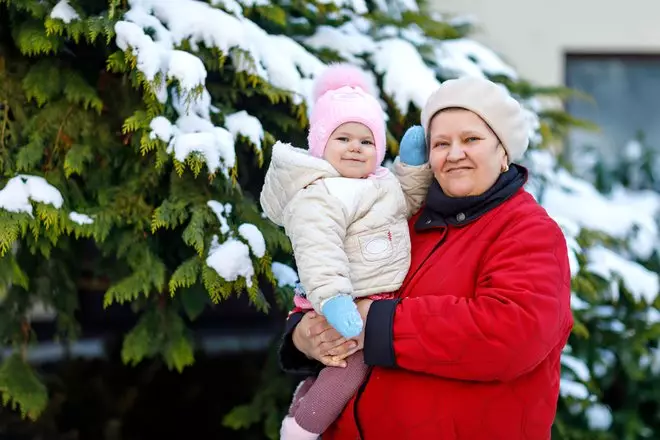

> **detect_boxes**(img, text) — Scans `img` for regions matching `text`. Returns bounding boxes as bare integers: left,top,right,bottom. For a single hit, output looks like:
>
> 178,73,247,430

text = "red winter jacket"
316,186,574,440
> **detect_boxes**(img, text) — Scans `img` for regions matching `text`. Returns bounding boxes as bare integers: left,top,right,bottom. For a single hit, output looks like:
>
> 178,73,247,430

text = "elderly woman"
278,76,574,439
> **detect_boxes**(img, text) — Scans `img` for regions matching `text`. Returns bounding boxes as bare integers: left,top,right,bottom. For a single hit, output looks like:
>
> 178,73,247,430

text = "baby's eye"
361,140,374,145
336,137,349,142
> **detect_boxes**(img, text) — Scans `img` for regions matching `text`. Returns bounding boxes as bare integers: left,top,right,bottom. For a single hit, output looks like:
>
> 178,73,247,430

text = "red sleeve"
391,215,573,381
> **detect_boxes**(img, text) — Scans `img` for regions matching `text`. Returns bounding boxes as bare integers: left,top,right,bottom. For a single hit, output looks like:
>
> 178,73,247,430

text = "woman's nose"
446,142,466,161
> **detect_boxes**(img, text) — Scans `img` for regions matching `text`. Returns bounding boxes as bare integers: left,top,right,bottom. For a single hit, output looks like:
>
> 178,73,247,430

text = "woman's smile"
446,166,473,175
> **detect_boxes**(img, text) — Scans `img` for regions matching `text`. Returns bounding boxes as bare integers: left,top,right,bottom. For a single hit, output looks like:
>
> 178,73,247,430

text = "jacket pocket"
357,228,394,263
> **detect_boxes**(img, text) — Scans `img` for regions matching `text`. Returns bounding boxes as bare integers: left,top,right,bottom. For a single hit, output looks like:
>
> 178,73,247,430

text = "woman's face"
428,109,508,198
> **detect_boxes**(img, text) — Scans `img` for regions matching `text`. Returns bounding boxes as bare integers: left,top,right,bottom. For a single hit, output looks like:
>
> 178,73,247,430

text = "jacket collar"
415,164,528,231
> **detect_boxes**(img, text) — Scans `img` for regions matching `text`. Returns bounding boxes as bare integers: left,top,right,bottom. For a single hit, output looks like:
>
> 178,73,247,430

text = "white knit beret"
420,76,530,163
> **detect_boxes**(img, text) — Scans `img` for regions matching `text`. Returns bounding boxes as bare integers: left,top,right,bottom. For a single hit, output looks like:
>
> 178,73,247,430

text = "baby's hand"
399,125,427,166
321,294,363,339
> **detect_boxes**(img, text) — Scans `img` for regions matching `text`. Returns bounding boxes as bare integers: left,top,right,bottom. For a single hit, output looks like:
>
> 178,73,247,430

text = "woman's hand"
292,311,359,368
351,299,373,352
330,299,374,363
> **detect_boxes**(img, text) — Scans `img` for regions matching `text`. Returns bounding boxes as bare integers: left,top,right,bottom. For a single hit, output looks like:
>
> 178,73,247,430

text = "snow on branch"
526,150,660,305
117,0,325,176
50,0,80,23
118,0,660,324
205,201,267,287
303,15,517,116
0,176,94,227
0,175,63,215
225,111,265,151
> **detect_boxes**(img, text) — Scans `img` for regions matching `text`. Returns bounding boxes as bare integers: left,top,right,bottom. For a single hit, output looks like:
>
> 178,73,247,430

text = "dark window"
564,53,660,172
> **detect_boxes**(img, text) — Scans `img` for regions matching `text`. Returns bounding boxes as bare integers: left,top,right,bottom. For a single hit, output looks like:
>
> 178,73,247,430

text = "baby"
260,63,432,439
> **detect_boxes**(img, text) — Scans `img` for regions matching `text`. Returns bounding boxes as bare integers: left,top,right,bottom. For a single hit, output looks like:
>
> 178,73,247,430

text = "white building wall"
431,0,660,86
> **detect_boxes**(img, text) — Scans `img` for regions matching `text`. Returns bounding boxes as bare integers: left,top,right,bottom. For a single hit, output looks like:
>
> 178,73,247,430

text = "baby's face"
324,122,378,178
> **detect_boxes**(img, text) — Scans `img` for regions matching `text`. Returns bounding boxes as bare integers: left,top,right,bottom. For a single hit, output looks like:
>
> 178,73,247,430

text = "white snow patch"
435,38,517,79
559,378,590,400
117,0,325,175
570,293,589,310
210,0,243,15
372,38,441,114
586,246,659,304
206,236,254,287
148,112,236,175
50,0,79,23
166,50,207,92
207,200,231,235
586,403,613,430
118,0,325,103
592,349,616,378
271,262,299,288
225,111,264,151
542,168,660,261
69,212,94,225
149,116,174,143
238,223,266,258
167,125,235,174
624,139,643,161
561,354,591,382
305,23,377,65
0,175,64,215
115,21,167,84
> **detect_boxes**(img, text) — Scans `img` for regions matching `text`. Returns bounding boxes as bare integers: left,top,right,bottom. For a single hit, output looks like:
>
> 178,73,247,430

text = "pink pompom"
312,63,373,101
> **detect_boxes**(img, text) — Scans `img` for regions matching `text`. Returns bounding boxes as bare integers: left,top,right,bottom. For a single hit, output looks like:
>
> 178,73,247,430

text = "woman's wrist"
292,318,316,360
291,322,305,355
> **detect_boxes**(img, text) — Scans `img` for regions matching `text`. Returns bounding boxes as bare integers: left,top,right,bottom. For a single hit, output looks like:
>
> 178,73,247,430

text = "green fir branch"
0,354,48,421
168,257,201,295
14,21,62,56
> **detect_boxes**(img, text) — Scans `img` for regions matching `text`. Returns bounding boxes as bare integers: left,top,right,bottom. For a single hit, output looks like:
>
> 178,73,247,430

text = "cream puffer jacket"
260,141,432,312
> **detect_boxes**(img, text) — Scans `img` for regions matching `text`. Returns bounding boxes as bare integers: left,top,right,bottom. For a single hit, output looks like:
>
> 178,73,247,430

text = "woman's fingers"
308,317,337,339
297,311,362,365
319,355,348,368
318,337,349,356
332,346,359,362
319,341,359,367
323,339,357,357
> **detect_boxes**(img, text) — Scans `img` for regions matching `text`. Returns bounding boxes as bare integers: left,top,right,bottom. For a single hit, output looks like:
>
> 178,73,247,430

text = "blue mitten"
321,294,363,339
399,125,427,166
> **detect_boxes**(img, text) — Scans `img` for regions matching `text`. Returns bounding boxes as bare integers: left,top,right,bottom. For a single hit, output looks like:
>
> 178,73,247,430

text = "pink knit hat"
307,64,386,166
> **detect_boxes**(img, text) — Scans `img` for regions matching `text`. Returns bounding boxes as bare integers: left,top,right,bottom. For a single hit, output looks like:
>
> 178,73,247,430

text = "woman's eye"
465,137,479,143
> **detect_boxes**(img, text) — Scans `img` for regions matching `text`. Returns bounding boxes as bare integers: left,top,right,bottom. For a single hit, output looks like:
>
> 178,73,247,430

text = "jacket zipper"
353,229,447,438
353,367,373,439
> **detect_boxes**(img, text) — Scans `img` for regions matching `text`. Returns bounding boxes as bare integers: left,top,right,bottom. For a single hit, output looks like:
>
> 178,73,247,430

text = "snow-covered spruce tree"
550,130,660,438
527,148,660,440
0,0,299,419
0,0,658,438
